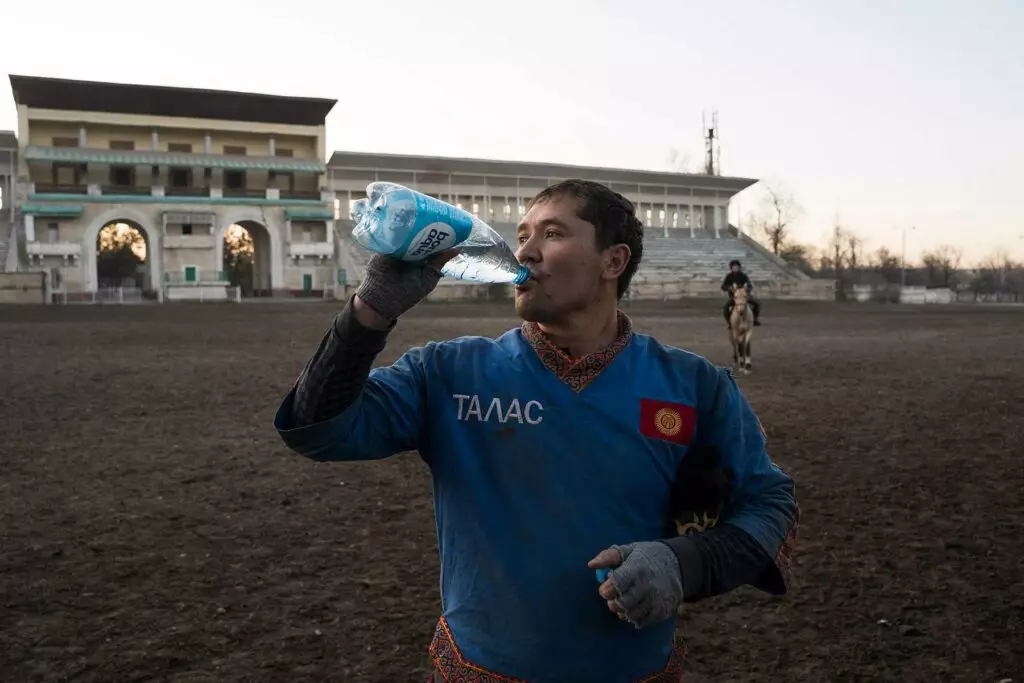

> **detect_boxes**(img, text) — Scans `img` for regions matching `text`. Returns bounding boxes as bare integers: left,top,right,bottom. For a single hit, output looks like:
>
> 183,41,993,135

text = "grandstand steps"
334,219,804,291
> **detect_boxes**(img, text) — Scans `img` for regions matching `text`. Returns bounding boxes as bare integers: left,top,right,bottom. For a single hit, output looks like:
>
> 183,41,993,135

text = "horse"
728,285,755,374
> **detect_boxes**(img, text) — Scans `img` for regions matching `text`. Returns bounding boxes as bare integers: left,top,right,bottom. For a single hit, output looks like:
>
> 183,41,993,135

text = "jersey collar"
520,310,633,392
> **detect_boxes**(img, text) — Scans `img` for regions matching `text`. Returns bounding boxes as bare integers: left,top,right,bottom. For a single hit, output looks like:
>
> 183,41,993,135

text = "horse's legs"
744,335,753,372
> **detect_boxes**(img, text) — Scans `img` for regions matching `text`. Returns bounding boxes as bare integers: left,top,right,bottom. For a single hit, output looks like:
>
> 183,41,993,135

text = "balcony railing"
164,234,216,249
280,189,322,200
27,241,82,260
102,185,151,196
29,182,328,204
165,186,209,197
34,183,88,194
288,242,334,259
222,188,266,198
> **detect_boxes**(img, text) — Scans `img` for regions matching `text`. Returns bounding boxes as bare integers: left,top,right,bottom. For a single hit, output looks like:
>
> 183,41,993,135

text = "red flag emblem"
639,398,696,445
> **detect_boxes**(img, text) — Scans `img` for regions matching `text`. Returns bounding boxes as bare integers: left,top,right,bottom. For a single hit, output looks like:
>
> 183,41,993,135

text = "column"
326,220,334,246
663,187,669,238
24,214,35,242
714,205,722,239
689,204,696,238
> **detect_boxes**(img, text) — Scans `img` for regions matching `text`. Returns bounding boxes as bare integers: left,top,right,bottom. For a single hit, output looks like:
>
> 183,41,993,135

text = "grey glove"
608,542,684,628
355,253,446,321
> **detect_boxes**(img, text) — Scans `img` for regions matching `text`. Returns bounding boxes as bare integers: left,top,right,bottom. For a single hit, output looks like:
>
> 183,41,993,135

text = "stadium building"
0,75,832,304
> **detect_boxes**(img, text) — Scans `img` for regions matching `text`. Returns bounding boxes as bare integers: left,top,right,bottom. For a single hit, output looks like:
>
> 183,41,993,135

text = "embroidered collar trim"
520,310,633,392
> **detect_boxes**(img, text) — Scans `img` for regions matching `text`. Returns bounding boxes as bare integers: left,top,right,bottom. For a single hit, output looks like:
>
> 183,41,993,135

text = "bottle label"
406,222,458,259
395,192,474,260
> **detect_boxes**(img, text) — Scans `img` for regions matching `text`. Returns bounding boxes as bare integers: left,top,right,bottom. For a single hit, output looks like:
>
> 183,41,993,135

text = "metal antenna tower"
703,111,720,176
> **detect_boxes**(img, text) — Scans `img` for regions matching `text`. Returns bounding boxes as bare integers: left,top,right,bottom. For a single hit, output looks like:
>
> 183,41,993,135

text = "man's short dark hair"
528,179,644,299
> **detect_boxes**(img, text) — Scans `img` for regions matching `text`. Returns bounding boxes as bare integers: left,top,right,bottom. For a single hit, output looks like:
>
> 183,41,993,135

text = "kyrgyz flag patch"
639,398,696,445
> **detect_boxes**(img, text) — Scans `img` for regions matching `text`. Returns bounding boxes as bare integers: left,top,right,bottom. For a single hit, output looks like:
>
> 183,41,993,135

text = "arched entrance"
94,220,152,300
220,220,272,297
83,209,162,295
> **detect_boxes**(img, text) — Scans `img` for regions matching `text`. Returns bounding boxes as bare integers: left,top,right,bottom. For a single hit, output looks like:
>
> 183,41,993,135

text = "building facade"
7,75,337,300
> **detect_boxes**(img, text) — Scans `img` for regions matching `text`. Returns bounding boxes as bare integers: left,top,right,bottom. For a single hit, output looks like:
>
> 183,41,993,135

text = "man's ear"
603,244,631,281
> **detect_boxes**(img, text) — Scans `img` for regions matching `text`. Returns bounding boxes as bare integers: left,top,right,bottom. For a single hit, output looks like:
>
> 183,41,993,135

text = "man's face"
731,265,740,273
513,195,618,324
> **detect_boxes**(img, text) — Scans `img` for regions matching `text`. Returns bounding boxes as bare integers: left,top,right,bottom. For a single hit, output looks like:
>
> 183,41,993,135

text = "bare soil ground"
2,299,1022,682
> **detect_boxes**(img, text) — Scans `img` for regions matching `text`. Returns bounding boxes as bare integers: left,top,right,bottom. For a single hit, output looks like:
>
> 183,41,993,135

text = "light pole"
900,225,916,288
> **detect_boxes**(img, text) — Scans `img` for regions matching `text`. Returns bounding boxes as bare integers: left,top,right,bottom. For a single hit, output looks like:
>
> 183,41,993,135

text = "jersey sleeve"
676,365,799,596
274,344,433,462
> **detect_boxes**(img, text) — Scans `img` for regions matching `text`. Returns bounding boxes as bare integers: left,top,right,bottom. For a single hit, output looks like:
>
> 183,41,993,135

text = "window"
224,145,247,156
110,166,133,187
275,148,293,157
184,266,198,283
168,143,192,153
224,171,245,190
109,140,135,150
53,165,79,185
302,226,312,243
47,223,59,243
182,224,193,236
52,137,78,148
170,169,191,188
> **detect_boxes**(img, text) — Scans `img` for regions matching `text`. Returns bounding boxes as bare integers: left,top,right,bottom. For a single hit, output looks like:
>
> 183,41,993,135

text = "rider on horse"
722,259,762,327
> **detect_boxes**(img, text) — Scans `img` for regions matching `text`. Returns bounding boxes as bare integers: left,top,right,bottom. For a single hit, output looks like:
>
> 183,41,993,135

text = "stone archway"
216,210,283,293
220,221,273,296
83,208,162,293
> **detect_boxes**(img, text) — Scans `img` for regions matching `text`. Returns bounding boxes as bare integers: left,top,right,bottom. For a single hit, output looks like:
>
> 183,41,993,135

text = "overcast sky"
2,0,1021,263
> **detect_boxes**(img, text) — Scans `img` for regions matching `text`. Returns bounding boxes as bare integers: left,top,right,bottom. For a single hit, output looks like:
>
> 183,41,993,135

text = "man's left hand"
588,542,683,628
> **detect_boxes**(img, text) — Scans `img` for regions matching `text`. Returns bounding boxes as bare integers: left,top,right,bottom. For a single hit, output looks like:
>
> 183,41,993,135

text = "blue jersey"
275,313,796,682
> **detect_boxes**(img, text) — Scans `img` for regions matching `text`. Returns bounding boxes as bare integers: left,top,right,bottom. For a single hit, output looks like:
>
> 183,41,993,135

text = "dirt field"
2,299,1022,683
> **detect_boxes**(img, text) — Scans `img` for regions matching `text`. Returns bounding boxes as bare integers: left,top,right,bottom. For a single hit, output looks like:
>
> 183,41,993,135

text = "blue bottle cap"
595,568,610,584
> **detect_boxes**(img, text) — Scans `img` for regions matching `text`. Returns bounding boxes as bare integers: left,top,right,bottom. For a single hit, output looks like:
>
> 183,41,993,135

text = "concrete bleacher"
334,218,832,300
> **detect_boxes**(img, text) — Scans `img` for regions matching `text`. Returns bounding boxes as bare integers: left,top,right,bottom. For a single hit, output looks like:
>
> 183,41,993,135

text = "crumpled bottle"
351,182,529,285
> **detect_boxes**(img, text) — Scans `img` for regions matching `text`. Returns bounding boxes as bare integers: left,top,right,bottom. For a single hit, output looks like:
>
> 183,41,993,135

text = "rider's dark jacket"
721,271,753,294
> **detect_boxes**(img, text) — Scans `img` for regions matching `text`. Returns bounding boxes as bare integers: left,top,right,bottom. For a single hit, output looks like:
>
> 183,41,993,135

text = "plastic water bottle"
351,182,530,286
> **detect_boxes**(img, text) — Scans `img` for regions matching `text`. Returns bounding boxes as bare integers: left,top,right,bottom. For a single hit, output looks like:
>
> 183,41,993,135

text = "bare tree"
779,242,816,276
975,247,1016,293
847,231,864,270
921,244,963,288
746,182,802,255
873,246,902,283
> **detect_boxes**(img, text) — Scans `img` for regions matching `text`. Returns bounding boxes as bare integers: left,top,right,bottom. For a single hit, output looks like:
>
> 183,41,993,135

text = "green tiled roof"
285,207,334,221
21,203,83,217
24,145,326,173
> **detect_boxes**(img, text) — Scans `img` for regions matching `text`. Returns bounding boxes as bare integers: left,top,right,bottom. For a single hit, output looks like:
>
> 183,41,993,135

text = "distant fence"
0,271,46,304
848,285,1022,305
625,278,835,301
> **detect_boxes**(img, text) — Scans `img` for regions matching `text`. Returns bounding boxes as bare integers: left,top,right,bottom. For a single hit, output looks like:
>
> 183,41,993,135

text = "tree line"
744,183,1023,297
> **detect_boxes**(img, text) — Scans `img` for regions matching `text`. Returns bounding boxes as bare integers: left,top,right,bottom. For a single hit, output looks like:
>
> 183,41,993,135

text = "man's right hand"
353,252,456,329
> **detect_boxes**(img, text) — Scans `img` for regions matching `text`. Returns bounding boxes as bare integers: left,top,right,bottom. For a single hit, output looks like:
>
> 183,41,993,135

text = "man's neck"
537,303,620,358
